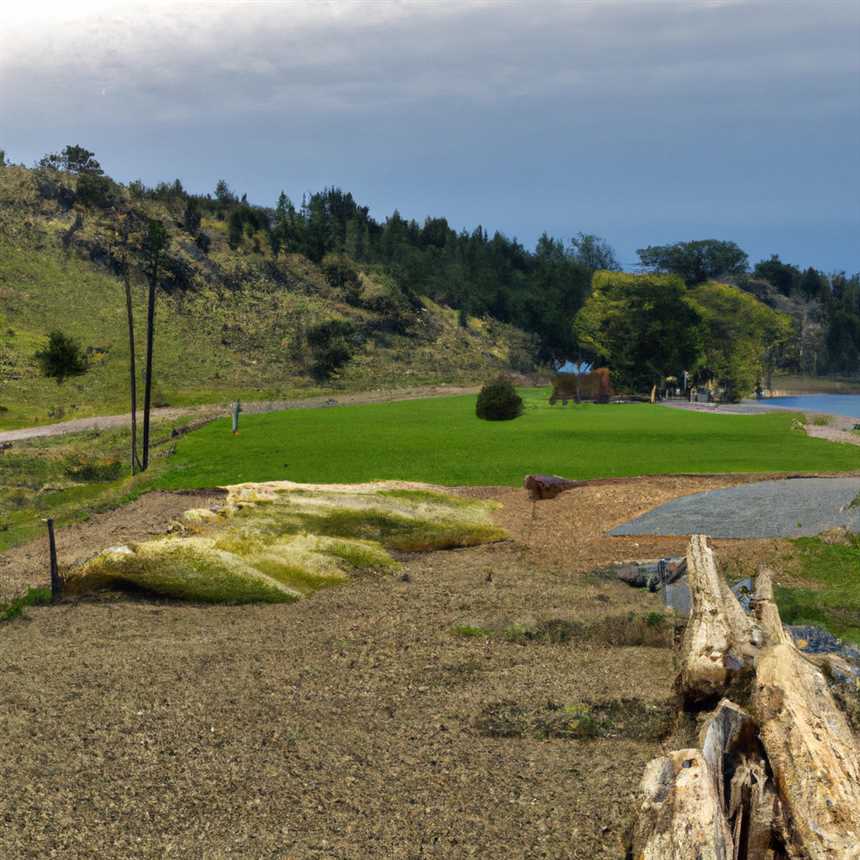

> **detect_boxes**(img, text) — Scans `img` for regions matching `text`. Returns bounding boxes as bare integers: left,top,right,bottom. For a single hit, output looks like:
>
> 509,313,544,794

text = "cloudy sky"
1,0,858,271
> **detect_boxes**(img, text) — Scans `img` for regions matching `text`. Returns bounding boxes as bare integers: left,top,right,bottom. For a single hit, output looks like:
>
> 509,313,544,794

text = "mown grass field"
778,536,860,643
155,388,860,490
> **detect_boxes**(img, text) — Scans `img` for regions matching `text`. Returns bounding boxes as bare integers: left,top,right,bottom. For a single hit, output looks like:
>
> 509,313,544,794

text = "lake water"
763,394,860,419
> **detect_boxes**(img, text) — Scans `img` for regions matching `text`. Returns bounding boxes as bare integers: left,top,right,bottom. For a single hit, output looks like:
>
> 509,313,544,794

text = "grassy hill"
0,164,538,430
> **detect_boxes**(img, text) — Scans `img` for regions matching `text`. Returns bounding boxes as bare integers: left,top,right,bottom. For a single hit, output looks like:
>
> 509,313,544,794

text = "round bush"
476,378,524,421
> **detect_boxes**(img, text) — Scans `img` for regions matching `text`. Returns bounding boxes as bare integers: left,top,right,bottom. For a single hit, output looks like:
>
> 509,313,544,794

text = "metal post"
46,518,61,602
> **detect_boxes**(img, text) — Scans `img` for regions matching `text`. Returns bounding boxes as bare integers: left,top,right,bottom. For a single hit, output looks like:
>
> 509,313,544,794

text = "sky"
1,0,858,272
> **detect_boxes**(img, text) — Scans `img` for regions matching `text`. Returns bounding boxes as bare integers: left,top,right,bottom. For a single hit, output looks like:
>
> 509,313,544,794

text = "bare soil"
0,475,787,859
0,491,225,600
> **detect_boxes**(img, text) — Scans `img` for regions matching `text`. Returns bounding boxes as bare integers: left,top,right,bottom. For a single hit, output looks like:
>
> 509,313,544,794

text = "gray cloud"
1,0,858,269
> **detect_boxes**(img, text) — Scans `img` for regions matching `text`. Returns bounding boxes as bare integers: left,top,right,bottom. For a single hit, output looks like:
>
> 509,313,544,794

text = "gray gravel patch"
610,477,860,539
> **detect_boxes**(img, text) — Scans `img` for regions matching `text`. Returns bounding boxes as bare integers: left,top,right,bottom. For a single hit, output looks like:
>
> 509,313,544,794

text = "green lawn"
777,536,860,644
155,389,860,490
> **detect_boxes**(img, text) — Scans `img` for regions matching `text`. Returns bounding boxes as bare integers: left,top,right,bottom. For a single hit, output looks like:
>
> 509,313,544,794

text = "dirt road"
0,385,481,444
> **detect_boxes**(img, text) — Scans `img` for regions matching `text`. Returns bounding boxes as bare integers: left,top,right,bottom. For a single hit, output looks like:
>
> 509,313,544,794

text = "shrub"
76,173,117,208
65,457,123,482
35,331,88,382
322,255,363,305
306,319,357,378
476,377,523,421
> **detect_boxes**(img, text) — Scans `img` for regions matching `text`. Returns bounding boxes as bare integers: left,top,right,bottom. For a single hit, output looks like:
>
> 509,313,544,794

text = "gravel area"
610,476,860,539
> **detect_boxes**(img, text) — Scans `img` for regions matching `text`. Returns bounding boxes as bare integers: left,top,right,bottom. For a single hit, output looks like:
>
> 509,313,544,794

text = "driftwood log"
632,748,733,859
700,699,785,859
678,535,762,704
631,537,860,860
752,568,860,858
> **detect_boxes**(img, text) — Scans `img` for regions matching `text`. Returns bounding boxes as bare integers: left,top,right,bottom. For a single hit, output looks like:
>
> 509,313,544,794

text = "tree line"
22,145,860,396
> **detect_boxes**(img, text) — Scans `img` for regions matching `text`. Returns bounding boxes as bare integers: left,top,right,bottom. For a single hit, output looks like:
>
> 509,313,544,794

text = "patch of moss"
452,624,494,638
377,488,486,510
319,538,399,572
70,539,298,604
67,482,504,605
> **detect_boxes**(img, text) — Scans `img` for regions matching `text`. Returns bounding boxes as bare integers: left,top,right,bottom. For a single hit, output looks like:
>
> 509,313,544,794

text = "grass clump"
0,587,52,622
476,698,674,741
69,538,299,604
453,624,494,638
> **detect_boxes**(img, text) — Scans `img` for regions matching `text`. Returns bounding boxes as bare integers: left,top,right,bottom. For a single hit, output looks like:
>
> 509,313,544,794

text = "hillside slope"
0,165,537,430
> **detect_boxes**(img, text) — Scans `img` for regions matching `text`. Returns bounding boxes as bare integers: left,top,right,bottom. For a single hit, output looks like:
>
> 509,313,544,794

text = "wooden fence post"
46,518,61,602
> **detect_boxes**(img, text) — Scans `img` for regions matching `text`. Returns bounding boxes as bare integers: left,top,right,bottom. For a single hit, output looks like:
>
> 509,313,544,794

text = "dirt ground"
0,475,788,859
0,491,225,600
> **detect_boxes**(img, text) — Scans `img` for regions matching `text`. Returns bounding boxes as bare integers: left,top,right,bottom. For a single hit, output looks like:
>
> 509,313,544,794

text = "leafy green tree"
76,173,116,208
799,267,827,302
183,198,202,234
306,319,357,378
227,210,243,249
687,282,792,401
476,377,523,421
35,331,88,382
753,255,801,296
574,272,702,391
637,240,748,285
40,145,103,175
569,232,620,271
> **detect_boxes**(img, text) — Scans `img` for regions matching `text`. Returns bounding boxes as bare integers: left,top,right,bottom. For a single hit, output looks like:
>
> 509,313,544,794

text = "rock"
523,474,580,500
660,558,687,584
616,564,647,587
730,576,755,612
662,581,691,616
819,526,854,545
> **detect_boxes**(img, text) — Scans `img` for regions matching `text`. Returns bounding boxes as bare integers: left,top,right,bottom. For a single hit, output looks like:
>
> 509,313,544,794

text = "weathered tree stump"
632,748,734,859
752,568,860,858
678,535,762,704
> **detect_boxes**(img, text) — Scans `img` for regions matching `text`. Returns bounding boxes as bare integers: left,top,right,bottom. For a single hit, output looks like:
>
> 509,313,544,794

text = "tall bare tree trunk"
121,230,140,474
141,269,156,471
140,219,166,473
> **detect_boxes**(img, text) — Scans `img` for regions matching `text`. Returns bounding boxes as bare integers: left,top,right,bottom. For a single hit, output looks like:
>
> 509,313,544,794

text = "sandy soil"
0,475,781,859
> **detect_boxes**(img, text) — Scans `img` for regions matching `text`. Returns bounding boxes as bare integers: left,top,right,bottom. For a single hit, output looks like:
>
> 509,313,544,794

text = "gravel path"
0,385,480,444
610,476,860,539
